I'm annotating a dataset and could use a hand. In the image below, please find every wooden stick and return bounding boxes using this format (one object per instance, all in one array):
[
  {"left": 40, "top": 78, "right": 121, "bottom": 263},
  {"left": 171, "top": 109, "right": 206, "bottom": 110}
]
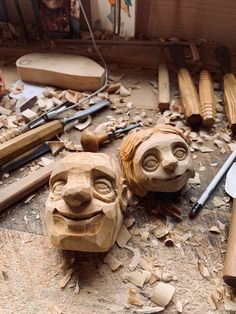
[
  {"left": 158, "top": 58, "right": 170, "bottom": 112},
  {"left": 223, "top": 73, "right": 236, "bottom": 132},
  {"left": 0, "top": 163, "right": 55, "bottom": 212}
]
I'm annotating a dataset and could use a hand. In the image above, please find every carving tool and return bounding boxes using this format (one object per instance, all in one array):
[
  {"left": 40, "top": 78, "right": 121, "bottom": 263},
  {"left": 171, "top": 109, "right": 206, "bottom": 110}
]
[
  {"left": 170, "top": 44, "right": 202, "bottom": 126},
  {"left": 199, "top": 46, "right": 216, "bottom": 127},
  {"left": 158, "top": 51, "right": 170, "bottom": 112},
  {"left": 0, "top": 99, "right": 109, "bottom": 167},
  {"left": 223, "top": 162, "right": 236, "bottom": 287},
  {"left": 215, "top": 46, "right": 236, "bottom": 133},
  {"left": 81, "top": 123, "right": 140, "bottom": 152},
  {"left": 189, "top": 149, "right": 236, "bottom": 219}
]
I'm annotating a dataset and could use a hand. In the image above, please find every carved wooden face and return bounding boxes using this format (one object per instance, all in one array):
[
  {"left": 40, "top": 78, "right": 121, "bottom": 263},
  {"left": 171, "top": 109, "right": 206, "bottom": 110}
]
[
  {"left": 132, "top": 133, "right": 194, "bottom": 195},
  {"left": 45, "top": 153, "right": 127, "bottom": 252},
  {"left": 42, "top": 0, "right": 64, "bottom": 10}
]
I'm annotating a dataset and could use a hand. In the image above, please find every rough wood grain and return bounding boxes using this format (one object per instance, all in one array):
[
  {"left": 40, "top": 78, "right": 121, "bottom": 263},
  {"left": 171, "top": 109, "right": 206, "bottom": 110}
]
[
  {"left": 178, "top": 68, "right": 202, "bottom": 126},
  {"left": 17, "top": 53, "right": 105, "bottom": 91},
  {"left": 223, "top": 73, "right": 236, "bottom": 132}
]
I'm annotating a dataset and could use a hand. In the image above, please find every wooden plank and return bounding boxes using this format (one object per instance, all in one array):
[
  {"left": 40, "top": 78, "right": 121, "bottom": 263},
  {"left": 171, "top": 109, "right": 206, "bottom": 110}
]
[
  {"left": 158, "top": 58, "right": 170, "bottom": 111},
  {"left": 0, "top": 163, "right": 55, "bottom": 212}
]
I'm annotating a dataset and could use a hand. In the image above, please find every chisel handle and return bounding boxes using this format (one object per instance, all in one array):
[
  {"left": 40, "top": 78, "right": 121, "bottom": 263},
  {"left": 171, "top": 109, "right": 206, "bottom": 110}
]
[
  {"left": 0, "top": 120, "right": 63, "bottom": 167},
  {"left": 223, "top": 198, "right": 236, "bottom": 287},
  {"left": 223, "top": 73, "right": 236, "bottom": 133},
  {"left": 199, "top": 70, "right": 216, "bottom": 127},
  {"left": 178, "top": 68, "right": 202, "bottom": 126}
]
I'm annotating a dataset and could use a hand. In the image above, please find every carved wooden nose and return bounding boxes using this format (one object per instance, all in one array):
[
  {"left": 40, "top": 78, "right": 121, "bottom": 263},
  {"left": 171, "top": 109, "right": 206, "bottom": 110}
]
[
  {"left": 62, "top": 185, "right": 92, "bottom": 207},
  {"left": 162, "top": 159, "right": 178, "bottom": 172}
]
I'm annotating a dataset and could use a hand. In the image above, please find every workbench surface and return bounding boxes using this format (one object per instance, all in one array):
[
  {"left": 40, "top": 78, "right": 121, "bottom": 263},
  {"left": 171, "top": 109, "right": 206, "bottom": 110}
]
[{"left": 0, "top": 64, "right": 235, "bottom": 314}]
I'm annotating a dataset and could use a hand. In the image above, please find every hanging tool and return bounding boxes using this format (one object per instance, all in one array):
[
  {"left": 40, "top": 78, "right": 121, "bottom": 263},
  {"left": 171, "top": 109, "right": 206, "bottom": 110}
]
[
  {"left": 215, "top": 46, "right": 236, "bottom": 133},
  {"left": 158, "top": 50, "right": 170, "bottom": 112},
  {"left": 223, "top": 162, "right": 236, "bottom": 287},
  {"left": 0, "top": 99, "right": 109, "bottom": 167},
  {"left": 81, "top": 123, "right": 140, "bottom": 152},
  {"left": 199, "top": 45, "right": 217, "bottom": 127},
  {"left": 170, "top": 44, "right": 202, "bottom": 126}
]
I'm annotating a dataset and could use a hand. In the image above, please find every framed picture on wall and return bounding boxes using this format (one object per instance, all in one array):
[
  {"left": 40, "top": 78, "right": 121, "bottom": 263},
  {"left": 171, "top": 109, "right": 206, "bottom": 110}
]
[{"left": 31, "top": 0, "right": 71, "bottom": 37}]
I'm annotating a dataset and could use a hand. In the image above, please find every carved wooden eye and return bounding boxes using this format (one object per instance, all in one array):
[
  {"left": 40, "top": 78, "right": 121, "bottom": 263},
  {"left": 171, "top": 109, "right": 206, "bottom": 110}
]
[
  {"left": 52, "top": 181, "right": 66, "bottom": 196},
  {"left": 142, "top": 154, "right": 159, "bottom": 172},
  {"left": 172, "top": 146, "right": 187, "bottom": 160},
  {"left": 94, "top": 178, "right": 113, "bottom": 195}
]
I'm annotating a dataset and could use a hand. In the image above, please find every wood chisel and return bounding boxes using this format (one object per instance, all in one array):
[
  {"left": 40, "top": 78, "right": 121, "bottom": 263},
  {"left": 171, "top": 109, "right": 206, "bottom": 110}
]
[
  {"left": 215, "top": 45, "right": 236, "bottom": 133},
  {"left": 170, "top": 44, "right": 202, "bottom": 126},
  {"left": 0, "top": 99, "right": 109, "bottom": 167}
]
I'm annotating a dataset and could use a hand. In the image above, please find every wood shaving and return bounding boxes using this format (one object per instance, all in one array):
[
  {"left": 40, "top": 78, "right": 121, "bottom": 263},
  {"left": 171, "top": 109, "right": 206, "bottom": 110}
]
[
  {"left": 116, "top": 224, "right": 132, "bottom": 248},
  {"left": 212, "top": 196, "right": 225, "bottom": 208},
  {"left": 139, "top": 258, "right": 152, "bottom": 271},
  {"left": 39, "top": 157, "right": 53, "bottom": 167},
  {"left": 119, "top": 85, "right": 131, "bottom": 97},
  {"left": 228, "top": 143, "right": 236, "bottom": 152},
  {"left": 104, "top": 253, "right": 122, "bottom": 271},
  {"left": 214, "top": 139, "right": 224, "bottom": 149},
  {"left": 198, "top": 146, "right": 214, "bottom": 153},
  {"left": 139, "top": 230, "right": 149, "bottom": 243},
  {"left": 220, "top": 133, "right": 231, "bottom": 143},
  {"left": 24, "top": 194, "right": 36, "bottom": 204},
  {"left": 133, "top": 306, "right": 164, "bottom": 314},
  {"left": 151, "top": 221, "right": 169, "bottom": 239},
  {"left": 122, "top": 270, "right": 148, "bottom": 288},
  {"left": 199, "top": 166, "right": 206, "bottom": 172},
  {"left": 188, "top": 173, "right": 201, "bottom": 185},
  {"left": 51, "top": 304, "right": 63, "bottom": 314},
  {"left": 151, "top": 282, "right": 175, "bottom": 307},
  {"left": 127, "top": 288, "right": 143, "bottom": 306},
  {"left": 129, "top": 248, "right": 141, "bottom": 271},
  {"left": 59, "top": 268, "right": 74, "bottom": 288},
  {"left": 175, "top": 299, "right": 183, "bottom": 313},
  {"left": 208, "top": 291, "right": 218, "bottom": 310},
  {"left": 46, "top": 141, "right": 65, "bottom": 155},
  {"left": 74, "top": 278, "right": 80, "bottom": 294},
  {"left": 209, "top": 226, "right": 221, "bottom": 234},
  {"left": 74, "top": 115, "right": 92, "bottom": 131},
  {"left": 124, "top": 217, "right": 135, "bottom": 229},
  {"left": 197, "top": 260, "right": 210, "bottom": 278}
]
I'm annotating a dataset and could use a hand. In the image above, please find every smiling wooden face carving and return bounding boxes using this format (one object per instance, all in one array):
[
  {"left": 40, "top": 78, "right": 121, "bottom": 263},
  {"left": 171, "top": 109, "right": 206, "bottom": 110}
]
[
  {"left": 45, "top": 153, "right": 127, "bottom": 252},
  {"left": 119, "top": 125, "right": 195, "bottom": 196}
]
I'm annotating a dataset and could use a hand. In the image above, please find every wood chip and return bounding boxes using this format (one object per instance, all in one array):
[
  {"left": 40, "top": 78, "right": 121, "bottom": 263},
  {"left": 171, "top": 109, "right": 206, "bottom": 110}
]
[
  {"left": 139, "top": 258, "right": 152, "bottom": 271},
  {"left": 127, "top": 288, "right": 143, "bottom": 306},
  {"left": 104, "top": 253, "right": 122, "bottom": 271},
  {"left": 46, "top": 141, "right": 65, "bottom": 155},
  {"left": 152, "top": 221, "right": 169, "bottom": 239},
  {"left": 213, "top": 196, "right": 225, "bottom": 208},
  {"left": 134, "top": 306, "right": 164, "bottom": 314},
  {"left": 197, "top": 260, "right": 210, "bottom": 278},
  {"left": 21, "top": 108, "right": 38, "bottom": 122},
  {"left": 74, "top": 115, "right": 92, "bottom": 131},
  {"left": 124, "top": 217, "right": 135, "bottom": 229},
  {"left": 220, "top": 133, "right": 231, "bottom": 143},
  {"left": 214, "top": 139, "right": 224, "bottom": 149},
  {"left": 208, "top": 291, "right": 218, "bottom": 310},
  {"left": 59, "top": 268, "right": 74, "bottom": 288},
  {"left": 198, "top": 146, "right": 214, "bottom": 153},
  {"left": 0, "top": 106, "right": 11, "bottom": 116},
  {"left": 39, "top": 157, "right": 54, "bottom": 167},
  {"left": 228, "top": 143, "right": 236, "bottom": 152},
  {"left": 24, "top": 194, "right": 36, "bottom": 204},
  {"left": 51, "top": 304, "right": 62, "bottom": 314},
  {"left": 175, "top": 300, "right": 183, "bottom": 313},
  {"left": 188, "top": 173, "right": 201, "bottom": 184},
  {"left": 119, "top": 85, "right": 131, "bottom": 97},
  {"left": 129, "top": 248, "right": 141, "bottom": 271},
  {"left": 116, "top": 224, "right": 132, "bottom": 248},
  {"left": 122, "top": 271, "right": 149, "bottom": 288},
  {"left": 209, "top": 226, "right": 221, "bottom": 234},
  {"left": 74, "top": 277, "right": 80, "bottom": 294},
  {"left": 151, "top": 282, "right": 175, "bottom": 307}
]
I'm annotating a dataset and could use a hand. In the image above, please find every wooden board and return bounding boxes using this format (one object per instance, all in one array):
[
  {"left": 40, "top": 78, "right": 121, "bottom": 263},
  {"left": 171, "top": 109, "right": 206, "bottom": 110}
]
[{"left": 16, "top": 53, "right": 105, "bottom": 91}]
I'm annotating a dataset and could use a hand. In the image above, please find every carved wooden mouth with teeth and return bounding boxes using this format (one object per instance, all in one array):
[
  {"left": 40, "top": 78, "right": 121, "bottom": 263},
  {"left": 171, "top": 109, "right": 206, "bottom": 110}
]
[{"left": 52, "top": 208, "right": 103, "bottom": 221}]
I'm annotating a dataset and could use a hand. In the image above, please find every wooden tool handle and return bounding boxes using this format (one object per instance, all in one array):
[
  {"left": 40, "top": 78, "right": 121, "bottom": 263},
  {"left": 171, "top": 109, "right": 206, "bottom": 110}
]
[
  {"left": 223, "top": 198, "right": 236, "bottom": 287},
  {"left": 223, "top": 73, "right": 236, "bottom": 132},
  {"left": 81, "top": 130, "right": 108, "bottom": 152},
  {"left": 0, "top": 120, "right": 63, "bottom": 167},
  {"left": 0, "top": 163, "right": 55, "bottom": 212},
  {"left": 199, "top": 70, "right": 216, "bottom": 127},
  {"left": 178, "top": 68, "right": 202, "bottom": 126}
]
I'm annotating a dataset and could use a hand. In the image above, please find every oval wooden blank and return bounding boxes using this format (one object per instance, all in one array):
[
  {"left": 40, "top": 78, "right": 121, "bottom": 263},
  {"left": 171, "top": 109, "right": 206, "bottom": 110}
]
[{"left": 16, "top": 53, "right": 105, "bottom": 91}]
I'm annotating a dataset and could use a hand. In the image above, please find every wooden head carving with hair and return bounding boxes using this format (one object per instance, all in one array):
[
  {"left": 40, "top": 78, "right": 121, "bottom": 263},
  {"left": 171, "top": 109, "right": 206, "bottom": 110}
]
[
  {"left": 45, "top": 153, "right": 127, "bottom": 252},
  {"left": 119, "top": 125, "right": 194, "bottom": 196}
]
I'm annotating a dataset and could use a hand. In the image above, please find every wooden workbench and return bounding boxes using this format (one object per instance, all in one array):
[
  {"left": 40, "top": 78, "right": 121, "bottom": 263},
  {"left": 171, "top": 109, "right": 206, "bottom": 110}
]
[{"left": 0, "top": 62, "right": 235, "bottom": 314}]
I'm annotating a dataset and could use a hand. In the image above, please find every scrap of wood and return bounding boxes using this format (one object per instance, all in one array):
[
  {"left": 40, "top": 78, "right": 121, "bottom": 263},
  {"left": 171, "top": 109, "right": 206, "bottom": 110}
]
[
  {"left": 133, "top": 307, "right": 164, "bottom": 314},
  {"left": 0, "top": 163, "right": 55, "bottom": 212},
  {"left": 59, "top": 268, "right": 74, "bottom": 288},
  {"left": 122, "top": 270, "right": 149, "bottom": 288},
  {"left": 127, "top": 288, "right": 143, "bottom": 306},
  {"left": 158, "top": 58, "right": 170, "bottom": 112},
  {"left": 104, "top": 253, "right": 122, "bottom": 271},
  {"left": 151, "top": 282, "right": 175, "bottom": 307},
  {"left": 116, "top": 224, "right": 132, "bottom": 248}
]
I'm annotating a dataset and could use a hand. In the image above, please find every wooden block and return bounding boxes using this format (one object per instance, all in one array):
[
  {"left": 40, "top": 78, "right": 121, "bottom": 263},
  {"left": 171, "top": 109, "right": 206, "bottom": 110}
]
[
  {"left": 16, "top": 53, "right": 105, "bottom": 91},
  {"left": 158, "top": 59, "right": 170, "bottom": 112},
  {"left": 0, "top": 163, "right": 55, "bottom": 212},
  {"left": 21, "top": 108, "right": 38, "bottom": 122}
]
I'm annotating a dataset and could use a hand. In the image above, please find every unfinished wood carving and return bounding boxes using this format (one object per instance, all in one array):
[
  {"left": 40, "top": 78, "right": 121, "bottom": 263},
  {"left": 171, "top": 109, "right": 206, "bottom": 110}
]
[
  {"left": 119, "top": 125, "right": 194, "bottom": 196},
  {"left": 45, "top": 153, "right": 127, "bottom": 252},
  {"left": 16, "top": 53, "right": 105, "bottom": 91}
]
